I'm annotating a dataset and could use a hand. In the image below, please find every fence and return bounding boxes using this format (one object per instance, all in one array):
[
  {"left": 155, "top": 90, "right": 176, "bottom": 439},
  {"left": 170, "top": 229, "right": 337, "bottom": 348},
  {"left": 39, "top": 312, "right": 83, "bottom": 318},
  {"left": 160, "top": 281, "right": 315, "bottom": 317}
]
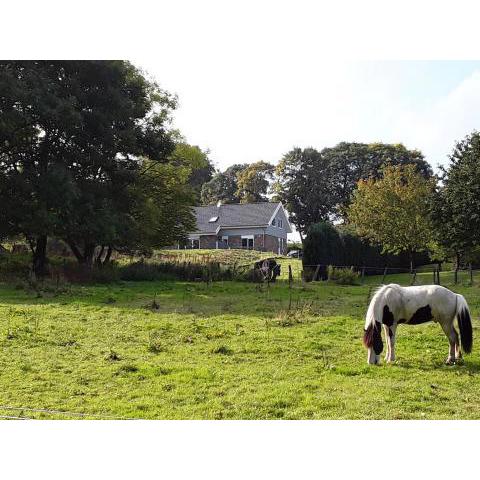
[{"left": 280, "top": 262, "right": 479, "bottom": 287}]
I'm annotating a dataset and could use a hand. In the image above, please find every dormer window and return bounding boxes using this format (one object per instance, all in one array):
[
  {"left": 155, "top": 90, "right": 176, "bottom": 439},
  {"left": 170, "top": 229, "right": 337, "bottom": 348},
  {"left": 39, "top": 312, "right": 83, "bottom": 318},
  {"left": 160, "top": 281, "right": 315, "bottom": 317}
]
[
  {"left": 271, "top": 218, "right": 276, "bottom": 226},
  {"left": 209, "top": 216, "right": 219, "bottom": 223}
]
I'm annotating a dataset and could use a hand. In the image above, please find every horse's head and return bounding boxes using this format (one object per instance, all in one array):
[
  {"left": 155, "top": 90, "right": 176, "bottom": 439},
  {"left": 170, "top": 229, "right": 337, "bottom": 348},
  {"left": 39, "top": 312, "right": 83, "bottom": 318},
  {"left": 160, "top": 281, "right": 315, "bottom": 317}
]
[{"left": 363, "top": 321, "right": 383, "bottom": 364}]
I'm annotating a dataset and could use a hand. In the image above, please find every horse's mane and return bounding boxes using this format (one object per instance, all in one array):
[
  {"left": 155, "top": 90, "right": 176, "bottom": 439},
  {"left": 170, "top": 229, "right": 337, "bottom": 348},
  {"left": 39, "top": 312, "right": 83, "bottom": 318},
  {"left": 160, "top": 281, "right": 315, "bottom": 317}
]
[{"left": 365, "top": 284, "right": 402, "bottom": 328}]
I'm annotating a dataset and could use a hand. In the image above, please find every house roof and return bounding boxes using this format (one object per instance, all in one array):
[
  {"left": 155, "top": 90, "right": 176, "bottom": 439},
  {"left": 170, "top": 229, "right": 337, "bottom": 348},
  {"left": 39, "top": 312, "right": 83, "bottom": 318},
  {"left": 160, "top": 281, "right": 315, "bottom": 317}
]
[{"left": 192, "top": 202, "right": 290, "bottom": 234}]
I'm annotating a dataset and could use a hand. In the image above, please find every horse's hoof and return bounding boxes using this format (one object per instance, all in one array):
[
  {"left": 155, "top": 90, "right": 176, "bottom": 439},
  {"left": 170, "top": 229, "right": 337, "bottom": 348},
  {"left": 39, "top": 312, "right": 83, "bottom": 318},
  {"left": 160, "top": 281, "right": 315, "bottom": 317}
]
[
  {"left": 445, "top": 358, "right": 456, "bottom": 365},
  {"left": 455, "top": 358, "right": 464, "bottom": 365}
]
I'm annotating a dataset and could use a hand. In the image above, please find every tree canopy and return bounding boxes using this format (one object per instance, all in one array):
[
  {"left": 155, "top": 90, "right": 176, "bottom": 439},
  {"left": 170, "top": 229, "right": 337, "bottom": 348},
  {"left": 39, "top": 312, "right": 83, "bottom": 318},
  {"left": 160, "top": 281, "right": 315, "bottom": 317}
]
[
  {"left": 0, "top": 60, "right": 190, "bottom": 273},
  {"left": 235, "top": 161, "right": 274, "bottom": 203},
  {"left": 168, "top": 134, "right": 214, "bottom": 205},
  {"left": 431, "top": 131, "right": 480, "bottom": 264},
  {"left": 274, "top": 142, "right": 432, "bottom": 239},
  {"left": 347, "top": 164, "right": 436, "bottom": 269},
  {"left": 200, "top": 163, "right": 248, "bottom": 205}
]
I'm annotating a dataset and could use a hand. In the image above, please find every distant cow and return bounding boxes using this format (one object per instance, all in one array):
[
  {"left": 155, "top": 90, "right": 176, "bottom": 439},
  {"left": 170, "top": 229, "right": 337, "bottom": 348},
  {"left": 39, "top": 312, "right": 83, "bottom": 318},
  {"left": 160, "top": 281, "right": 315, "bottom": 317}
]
[{"left": 254, "top": 258, "right": 281, "bottom": 283}]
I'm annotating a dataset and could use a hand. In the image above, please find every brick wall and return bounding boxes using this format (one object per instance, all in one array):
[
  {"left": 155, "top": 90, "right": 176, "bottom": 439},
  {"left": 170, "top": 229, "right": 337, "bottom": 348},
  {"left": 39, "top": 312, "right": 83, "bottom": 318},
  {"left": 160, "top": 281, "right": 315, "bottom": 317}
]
[
  {"left": 195, "top": 233, "right": 287, "bottom": 254},
  {"left": 199, "top": 235, "right": 217, "bottom": 249}
]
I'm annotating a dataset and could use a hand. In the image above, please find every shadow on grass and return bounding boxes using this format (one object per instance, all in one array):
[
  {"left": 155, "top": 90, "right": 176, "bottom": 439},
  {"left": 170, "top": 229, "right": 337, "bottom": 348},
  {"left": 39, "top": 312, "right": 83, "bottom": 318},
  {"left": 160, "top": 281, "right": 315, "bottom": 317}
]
[
  {"left": 0, "top": 280, "right": 370, "bottom": 319},
  {"left": 392, "top": 358, "right": 480, "bottom": 375}
]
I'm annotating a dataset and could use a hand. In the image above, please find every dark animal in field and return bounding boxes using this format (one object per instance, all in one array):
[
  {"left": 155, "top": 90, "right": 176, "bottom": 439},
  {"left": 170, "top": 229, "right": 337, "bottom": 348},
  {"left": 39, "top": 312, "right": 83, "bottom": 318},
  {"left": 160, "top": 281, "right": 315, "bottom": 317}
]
[
  {"left": 254, "top": 258, "right": 281, "bottom": 283},
  {"left": 363, "top": 284, "right": 472, "bottom": 365}
]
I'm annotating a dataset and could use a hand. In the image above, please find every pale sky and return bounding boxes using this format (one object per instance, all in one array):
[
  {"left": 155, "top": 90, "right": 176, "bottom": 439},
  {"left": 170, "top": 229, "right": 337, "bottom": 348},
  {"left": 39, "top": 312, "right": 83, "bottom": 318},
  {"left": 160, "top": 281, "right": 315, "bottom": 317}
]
[{"left": 134, "top": 58, "right": 480, "bottom": 173}]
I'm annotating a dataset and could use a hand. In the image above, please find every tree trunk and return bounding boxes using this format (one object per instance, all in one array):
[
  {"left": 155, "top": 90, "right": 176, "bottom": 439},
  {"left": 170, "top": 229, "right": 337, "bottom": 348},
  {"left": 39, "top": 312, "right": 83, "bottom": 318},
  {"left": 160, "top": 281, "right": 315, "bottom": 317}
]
[
  {"left": 82, "top": 243, "right": 96, "bottom": 265},
  {"left": 95, "top": 246, "right": 105, "bottom": 266},
  {"left": 297, "top": 225, "right": 304, "bottom": 245},
  {"left": 454, "top": 252, "right": 460, "bottom": 285},
  {"left": 409, "top": 251, "right": 414, "bottom": 274},
  {"left": 66, "top": 239, "right": 96, "bottom": 265},
  {"left": 103, "top": 246, "right": 113, "bottom": 265},
  {"left": 66, "top": 240, "right": 84, "bottom": 263},
  {"left": 32, "top": 235, "right": 49, "bottom": 277}
]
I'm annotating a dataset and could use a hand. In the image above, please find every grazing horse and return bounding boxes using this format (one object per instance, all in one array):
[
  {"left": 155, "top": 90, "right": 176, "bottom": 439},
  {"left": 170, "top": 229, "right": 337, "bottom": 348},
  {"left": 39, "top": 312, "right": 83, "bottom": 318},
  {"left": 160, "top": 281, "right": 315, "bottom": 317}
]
[{"left": 363, "top": 284, "right": 472, "bottom": 365}]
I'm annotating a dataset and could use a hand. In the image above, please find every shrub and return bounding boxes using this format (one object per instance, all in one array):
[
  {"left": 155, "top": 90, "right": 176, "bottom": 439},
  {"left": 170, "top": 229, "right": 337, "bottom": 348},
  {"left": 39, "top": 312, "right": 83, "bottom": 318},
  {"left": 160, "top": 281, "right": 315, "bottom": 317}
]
[
  {"left": 119, "top": 260, "right": 234, "bottom": 282},
  {"left": 327, "top": 266, "right": 360, "bottom": 285}
]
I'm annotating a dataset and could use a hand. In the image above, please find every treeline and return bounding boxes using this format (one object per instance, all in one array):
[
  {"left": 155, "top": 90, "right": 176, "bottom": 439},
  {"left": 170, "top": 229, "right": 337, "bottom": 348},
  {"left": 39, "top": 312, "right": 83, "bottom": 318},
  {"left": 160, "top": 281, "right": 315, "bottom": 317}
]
[
  {"left": 3, "top": 61, "right": 480, "bottom": 279},
  {"left": 301, "top": 133, "right": 480, "bottom": 273}
]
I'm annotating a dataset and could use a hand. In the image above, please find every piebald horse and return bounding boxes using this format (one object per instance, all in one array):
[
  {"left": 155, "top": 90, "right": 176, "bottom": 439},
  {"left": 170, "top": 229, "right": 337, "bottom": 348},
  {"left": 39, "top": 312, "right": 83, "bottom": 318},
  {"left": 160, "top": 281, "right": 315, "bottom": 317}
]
[{"left": 363, "top": 284, "right": 473, "bottom": 365}]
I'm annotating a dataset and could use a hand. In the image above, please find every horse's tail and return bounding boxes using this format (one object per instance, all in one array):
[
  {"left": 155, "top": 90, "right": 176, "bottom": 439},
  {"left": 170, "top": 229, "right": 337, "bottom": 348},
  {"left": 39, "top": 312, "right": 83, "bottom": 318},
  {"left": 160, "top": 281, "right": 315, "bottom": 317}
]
[{"left": 456, "top": 294, "right": 473, "bottom": 354}]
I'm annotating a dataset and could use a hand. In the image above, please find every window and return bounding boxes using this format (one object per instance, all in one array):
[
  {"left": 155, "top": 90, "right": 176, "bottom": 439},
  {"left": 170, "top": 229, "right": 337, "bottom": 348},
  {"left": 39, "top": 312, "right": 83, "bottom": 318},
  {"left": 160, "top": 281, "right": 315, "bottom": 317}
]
[
  {"left": 241, "top": 236, "right": 254, "bottom": 250},
  {"left": 191, "top": 239, "right": 199, "bottom": 249},
  {"left": 272, "top": 217, "right": 283, "bottom": 228},
  {"left": 209, "top": 216, "right": 219, "bottom": 223}
]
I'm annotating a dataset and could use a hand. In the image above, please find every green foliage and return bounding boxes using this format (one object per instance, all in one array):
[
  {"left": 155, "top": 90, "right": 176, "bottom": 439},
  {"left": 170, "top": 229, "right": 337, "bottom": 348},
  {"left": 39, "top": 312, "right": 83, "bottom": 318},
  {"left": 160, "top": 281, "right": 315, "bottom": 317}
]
[
  {"left": 303, "top": 222, "right": 341, "bottom": 271},
  {"left": 326, "top": 266, "right": 359, "bottom": 285},
  {"left": 168, "top": 136, "right": 214, "bottom": 205},
  {"left": 347, "top": 164, "right": 436, "bottom": 265},
  {"left": 302, "top": 221, "right": 429, "bottom": 279},
  {"left": 119, "top": 260, "right": 234, "bottom": 282},
  {"left": 235, "top": 161, "right": 274, "bottom": 203},
  {"left": 431, "top": 131, "right": 480, "bottom": 264},
  {"left": 274, "top": 142, "right": 432, "bottom": 237},
  {"left": 127, "top": 159, "right": 196, "bottom": 251},
  {"left": 200, "top": 164, "right": 248, "bottom": 205},
  {"left": 0, "top": 61, "right": 186, "bottom": 273}
]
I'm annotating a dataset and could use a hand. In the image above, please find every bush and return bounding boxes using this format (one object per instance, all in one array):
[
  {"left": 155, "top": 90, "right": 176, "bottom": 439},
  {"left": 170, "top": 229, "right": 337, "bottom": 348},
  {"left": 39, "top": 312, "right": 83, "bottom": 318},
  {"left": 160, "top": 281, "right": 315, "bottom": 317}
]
[
  {"left": 62, "top": 263, "right": 120, "bottom": 284},
  {"left": 119, "top": 262, "right": 177, "bottom": 281},
  {"left": 327, "top": 266, "right": 359, "bottom": 285},
  {"left": 0, "top": 253, "right": 31, "bottom": 280},
  {"left": 118, "top": 260, "right": 235, "bottom": 282}
]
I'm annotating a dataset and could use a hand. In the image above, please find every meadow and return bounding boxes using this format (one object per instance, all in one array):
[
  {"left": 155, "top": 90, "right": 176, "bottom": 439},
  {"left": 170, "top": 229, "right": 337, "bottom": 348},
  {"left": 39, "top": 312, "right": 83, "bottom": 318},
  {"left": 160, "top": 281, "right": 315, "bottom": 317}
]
[{"left": 1, "top": 263, "right": 480, "bottom": 420}]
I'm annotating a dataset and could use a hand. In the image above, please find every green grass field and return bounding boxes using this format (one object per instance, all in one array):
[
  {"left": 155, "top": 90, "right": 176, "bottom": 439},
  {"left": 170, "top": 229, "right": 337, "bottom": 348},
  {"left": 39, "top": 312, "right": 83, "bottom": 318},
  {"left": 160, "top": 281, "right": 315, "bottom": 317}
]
[{"left": 1, "top": 273, "right": 480, "bottom": 419}]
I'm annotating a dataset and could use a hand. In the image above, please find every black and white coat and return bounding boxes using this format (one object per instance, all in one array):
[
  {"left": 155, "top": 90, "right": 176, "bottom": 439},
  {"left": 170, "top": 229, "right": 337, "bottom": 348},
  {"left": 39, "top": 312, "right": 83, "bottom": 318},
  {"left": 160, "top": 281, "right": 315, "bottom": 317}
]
[{"left": 363, "top": 284, "right": 473, "bottom": 365}]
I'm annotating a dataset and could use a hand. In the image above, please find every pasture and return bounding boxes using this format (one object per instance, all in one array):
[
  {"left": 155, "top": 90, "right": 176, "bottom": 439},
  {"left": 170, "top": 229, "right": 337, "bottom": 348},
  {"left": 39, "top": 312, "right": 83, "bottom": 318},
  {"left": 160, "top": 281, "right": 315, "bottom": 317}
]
[{"left": 1, "top": 273, "right": 480, "bottom": 419}]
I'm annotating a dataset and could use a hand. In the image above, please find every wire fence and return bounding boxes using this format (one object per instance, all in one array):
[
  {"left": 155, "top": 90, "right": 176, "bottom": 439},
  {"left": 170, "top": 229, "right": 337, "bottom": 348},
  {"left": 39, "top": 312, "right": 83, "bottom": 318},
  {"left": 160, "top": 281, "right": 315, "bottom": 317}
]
[{"left": 277, "top": 261, "right": 479, "bottom": 287}]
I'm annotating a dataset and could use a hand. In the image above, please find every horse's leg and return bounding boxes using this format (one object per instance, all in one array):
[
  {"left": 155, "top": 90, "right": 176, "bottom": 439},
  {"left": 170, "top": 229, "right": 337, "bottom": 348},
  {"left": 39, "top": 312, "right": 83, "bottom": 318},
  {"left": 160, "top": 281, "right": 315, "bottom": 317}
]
[
  {"left": 440, "top": 321, "right": 457, "bottom": 365},
  {"left": 388, "top": 324, "right": 397, "bottom": 362},
  {"left": 452, "top": 327, "right": 463, "bottom": 363},
  {"left": 383, "top": 324, "right": 391, "bottom": 362}
]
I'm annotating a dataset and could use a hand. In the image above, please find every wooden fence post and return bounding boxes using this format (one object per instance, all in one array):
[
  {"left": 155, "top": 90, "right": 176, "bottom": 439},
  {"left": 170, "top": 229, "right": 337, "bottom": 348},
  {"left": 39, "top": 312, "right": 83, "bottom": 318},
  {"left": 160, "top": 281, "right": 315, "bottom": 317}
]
[
  {"left": 381, "top": 267, "right": 388, "bottom": 284},
  {"left": 288, "top": 265, "right": 293, "bottom": 288},
  {"left": 313, "top": 265, "right": 321, "bottom": 282},
  {"left": 410, "top": 269, "right": 417, "bottom": 286},
  {"left": 361, "top": 267, "right": 365, "bottom": 284},
  {"left": 437, "top": 268, "right": 441, "bottom": 285},
  {"left": 470, "top": 263, "right": 473, "bottom": 286},
  {"left": 433, "top": 267, "right": 436, "bottom": 285}
]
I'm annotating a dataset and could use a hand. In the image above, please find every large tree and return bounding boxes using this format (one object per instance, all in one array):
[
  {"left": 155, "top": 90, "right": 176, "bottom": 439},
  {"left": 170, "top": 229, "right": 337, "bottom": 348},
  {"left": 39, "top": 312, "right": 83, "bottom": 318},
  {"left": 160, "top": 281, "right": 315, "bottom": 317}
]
[
  {"left": 0, "top": 61, "right": 177, "bottom": 273},
  {"left": 235, "top": 160, "right": 274, "bottom": 203},
  {"left": 347, "top": 164, "right": 436, "bottom": 271},
  {"left": 274, "top": 142, "right": 432, "bottom": 240},
  {"left": 168, "top": 133, "right": 214, "bottom": 205},
  {"left": 273, "top": 148, "right": 336, "bottom": 240},
  {"left": 200, "top": 163, "right": 248, "bottom": 205},
  {"left": 430, "top": 131, "right": 480, "bottom": 266}
]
